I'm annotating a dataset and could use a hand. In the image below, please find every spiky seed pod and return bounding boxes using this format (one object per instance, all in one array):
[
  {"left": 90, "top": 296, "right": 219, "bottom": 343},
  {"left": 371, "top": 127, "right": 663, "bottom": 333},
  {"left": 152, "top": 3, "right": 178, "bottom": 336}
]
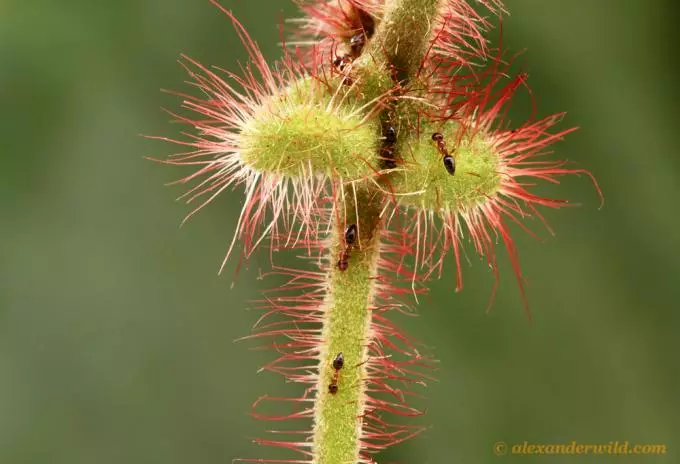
[
  {"left": 152, "top": 3, "right": 386, "bottom": 268},
  {"left": 389, "top": 69, "right": 602, "bottom": 312}
]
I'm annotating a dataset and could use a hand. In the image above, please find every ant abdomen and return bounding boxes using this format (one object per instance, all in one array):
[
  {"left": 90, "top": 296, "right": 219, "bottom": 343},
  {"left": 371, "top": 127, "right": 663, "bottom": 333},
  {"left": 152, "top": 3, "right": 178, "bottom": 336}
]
[
  {"left": 443, "top": 155, "right": 456, "bottom": 175},
  {"left": 385, "top": 126, "right": 397, "bottom": 145},
  {"left": 337, "top": 224, "right": 357, "bottom": 271},
  {"left": 332, "top": 352, "right": 344, "bottom": 370},
  {"left": 349, "top": 33, "right": 366, "bottom": 57},
  {"left": 380, "top": 123, "right": 398, "bottom": 169},
  {"left": 344, "top": 224, "right": 357, "bottom": 246}
]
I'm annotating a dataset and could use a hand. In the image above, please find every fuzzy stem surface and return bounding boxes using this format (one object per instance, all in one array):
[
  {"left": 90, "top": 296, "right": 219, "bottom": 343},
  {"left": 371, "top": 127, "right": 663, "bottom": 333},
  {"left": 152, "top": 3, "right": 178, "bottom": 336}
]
[
  {"left": 366, "top": 0, "right": 443, "bottom": 80},
  {"left": 312, "top": 188, "right": 383, "bottom": 464},
  {"left": 311, "top": 1, "right": 443, "bottom": 463}
]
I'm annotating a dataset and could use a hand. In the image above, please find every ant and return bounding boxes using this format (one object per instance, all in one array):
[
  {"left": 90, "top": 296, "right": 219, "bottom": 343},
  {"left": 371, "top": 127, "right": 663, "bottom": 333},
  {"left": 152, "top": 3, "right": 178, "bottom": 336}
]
[
  {"left": 380, "top": 123, "right": 397, "bottom": 169},
  {"left": 337, "top": 224, "right": 357, "bottom": 271},
  {"left": 332, "top": 31, "right": 365, "bottom": 78},
  {"left": 335, "top": 17, "right": 373, "bottom": 87},
  {"left": 432, "top": 132, "right": 456, "bottom": 176},
  {"left": 328, "top": 352, "right": 344, "bottom": 395}
]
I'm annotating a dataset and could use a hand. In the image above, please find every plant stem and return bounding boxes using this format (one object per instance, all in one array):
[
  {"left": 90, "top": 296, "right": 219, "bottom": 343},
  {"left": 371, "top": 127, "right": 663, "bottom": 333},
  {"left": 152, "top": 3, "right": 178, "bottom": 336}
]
[
  {"left": 311, "top": 2, "right": 444, "bottom": 463},
  {"left": 366, "top": 0, "right": 443, "bottom": 80},
  {"left": 312, "top": 188, "right": 383, "bottom": 464}
]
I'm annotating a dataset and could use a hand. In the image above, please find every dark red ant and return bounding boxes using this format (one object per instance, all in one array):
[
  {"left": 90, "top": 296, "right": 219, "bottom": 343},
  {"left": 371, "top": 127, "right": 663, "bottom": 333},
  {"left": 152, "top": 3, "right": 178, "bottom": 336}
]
[
  {"left": 336, "top": 19, "right": 372, "bottom": 87},
  {"left": 380, "top": 123, "right": 397, "bottom": 169},
  {"left": 328, "top": 352, "right": 344, "bottom": 395},
  {"left": 432, "top": 132, "right": 456, "bottom": 176},
  {"left": 337, "top": 224, "right": 357, "bottom": 271}
]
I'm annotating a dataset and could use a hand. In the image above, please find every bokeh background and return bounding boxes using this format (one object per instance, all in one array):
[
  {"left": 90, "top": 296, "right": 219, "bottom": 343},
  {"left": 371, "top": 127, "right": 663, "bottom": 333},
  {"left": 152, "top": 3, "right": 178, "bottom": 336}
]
[{"left": 1, "top": 0, "right": 679, "bottom": 463}]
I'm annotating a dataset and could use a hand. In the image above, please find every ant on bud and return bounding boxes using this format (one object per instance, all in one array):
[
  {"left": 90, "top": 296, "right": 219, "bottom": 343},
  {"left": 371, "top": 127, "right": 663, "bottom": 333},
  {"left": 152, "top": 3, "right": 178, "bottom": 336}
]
[
  {"left": 380, "top": 122, "right": 398, "bottom": 169},
  {"left": 337, "top": 224, "right": 357, "bottom": 271},
  {"left": 337, "top": 22, "right": 372, "bottom": 87},
  {"left": 432, "top": 132, "right": 456, "bottom": 176}
]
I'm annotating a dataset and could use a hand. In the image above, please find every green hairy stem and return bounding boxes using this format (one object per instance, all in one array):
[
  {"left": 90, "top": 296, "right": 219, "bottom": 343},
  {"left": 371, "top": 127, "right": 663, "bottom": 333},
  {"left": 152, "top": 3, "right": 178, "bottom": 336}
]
[
  {"left": 310, "top": 1, "right": 444, "bottom": 463},
  {"left": 312, "top": 189, "right": 382, "bottom": 464},
  {"left": 367, "top": 0, "right": 442, "bottom": 80}
]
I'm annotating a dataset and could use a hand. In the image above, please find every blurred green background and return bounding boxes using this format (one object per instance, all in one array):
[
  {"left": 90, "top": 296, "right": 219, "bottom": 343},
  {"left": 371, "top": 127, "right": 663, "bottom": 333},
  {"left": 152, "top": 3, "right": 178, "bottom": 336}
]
[{"left": 1, "top": 0, "right": 678, "bottom": 463}]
